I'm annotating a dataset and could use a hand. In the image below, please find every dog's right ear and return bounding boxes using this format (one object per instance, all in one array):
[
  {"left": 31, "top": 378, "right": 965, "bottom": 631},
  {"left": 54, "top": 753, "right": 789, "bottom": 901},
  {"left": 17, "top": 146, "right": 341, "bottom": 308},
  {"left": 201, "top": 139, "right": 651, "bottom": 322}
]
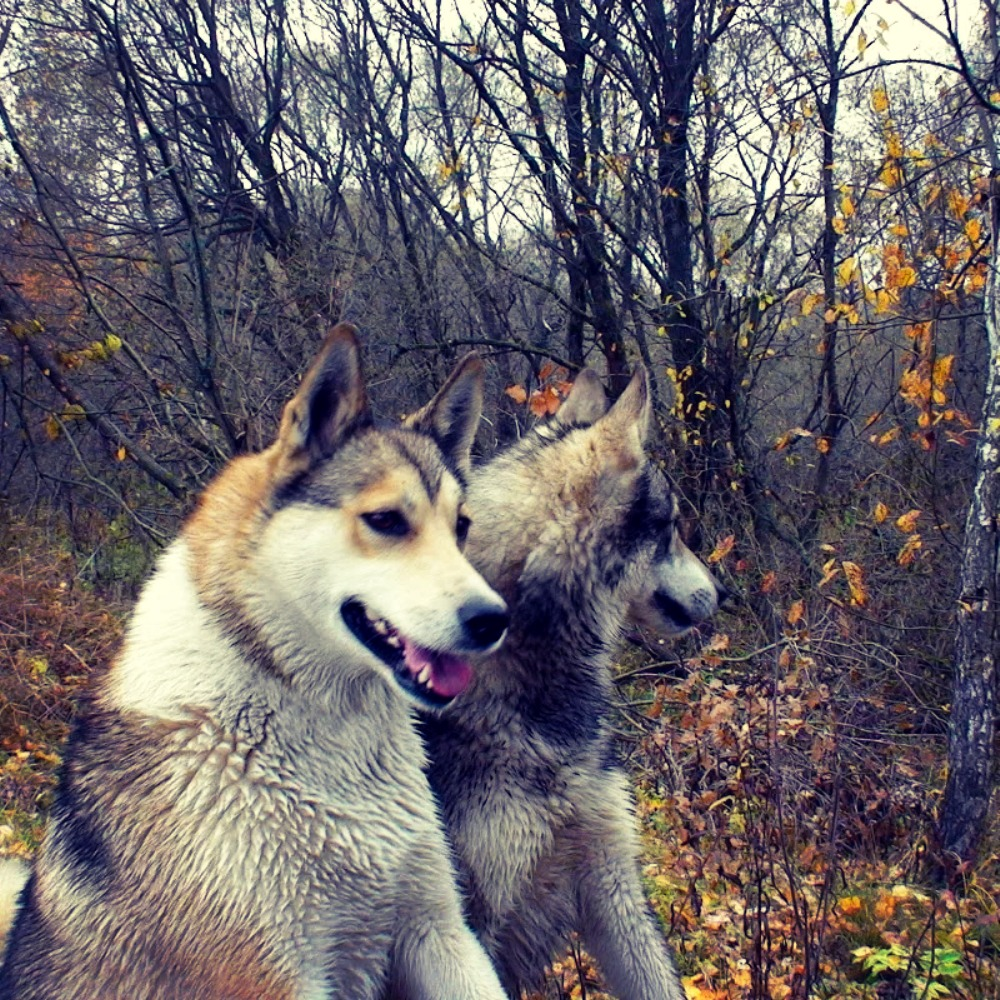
[
  {"left": 404, "top": 353, "right": 484, "bottom": 477},
  {"left": 275, "top": 323, "right": 371, "bottom": 473},
  {"left": 554, "top": 368, "right": 607, "bottom": 426}
]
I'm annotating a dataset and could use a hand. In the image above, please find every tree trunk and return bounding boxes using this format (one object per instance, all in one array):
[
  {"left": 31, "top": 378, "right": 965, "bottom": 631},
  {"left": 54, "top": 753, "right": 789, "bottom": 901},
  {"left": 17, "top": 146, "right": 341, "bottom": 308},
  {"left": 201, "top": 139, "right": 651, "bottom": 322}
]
[{"left": 935, "top": 175, "right": 1000, "bottom": 874}]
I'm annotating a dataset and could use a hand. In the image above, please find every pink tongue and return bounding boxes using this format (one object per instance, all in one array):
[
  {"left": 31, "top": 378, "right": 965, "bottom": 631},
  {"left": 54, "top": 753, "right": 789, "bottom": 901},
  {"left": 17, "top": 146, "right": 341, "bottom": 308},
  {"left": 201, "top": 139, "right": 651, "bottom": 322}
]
[{"left": 401, "top": 641, "right": 472, "bottom": 698}]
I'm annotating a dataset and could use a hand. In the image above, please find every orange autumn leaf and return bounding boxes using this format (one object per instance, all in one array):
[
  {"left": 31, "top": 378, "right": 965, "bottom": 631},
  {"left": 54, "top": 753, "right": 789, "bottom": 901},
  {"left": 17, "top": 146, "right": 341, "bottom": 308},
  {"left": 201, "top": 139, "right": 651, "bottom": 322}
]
[
  {"left": 873, "top": 501, "right": 889, "bottom": 524},
  {"left": 529, "top": 385, "right": 562, "bottom": 417},
  {"left": 775, "top": 427, "right": 812, "bottom": 450},
  {"left": 707, "top": 534, "right": 735, "bottom": 565},
  {"left": 838, "top": 895, "right": 863, "bottom": 916},
  {"left": 647, "top": 683, "right": 666, "bottom": 719},
  {"left": 895, "top": 509, "right": 921, "bottom": 533},
  {"left": 760, "top": 570, "right": 778, "bottom": 594},
  {"left": 787, "top": 599, "right": 805, "bottom": 626},
  {"left": 505, "top": 383, "right": 528, "bottom": 404},
  {"left": 898, "top": 534, "right": 923, "bottom": 566}
]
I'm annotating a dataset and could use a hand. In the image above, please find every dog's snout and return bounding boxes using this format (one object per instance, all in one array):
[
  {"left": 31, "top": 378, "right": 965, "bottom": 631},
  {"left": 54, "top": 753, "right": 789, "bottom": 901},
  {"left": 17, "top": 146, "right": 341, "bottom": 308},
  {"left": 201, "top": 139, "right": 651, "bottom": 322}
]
[{"left": 461, "top": 603, "right": 509, "bottom": 649}]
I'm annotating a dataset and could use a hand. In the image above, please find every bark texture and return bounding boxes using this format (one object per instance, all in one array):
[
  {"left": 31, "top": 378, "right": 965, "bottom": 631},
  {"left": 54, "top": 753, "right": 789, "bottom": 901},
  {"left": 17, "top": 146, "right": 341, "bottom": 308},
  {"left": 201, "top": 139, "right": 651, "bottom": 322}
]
[{"left": 936, "top": 181, "right": 1000, "bottom": 868}]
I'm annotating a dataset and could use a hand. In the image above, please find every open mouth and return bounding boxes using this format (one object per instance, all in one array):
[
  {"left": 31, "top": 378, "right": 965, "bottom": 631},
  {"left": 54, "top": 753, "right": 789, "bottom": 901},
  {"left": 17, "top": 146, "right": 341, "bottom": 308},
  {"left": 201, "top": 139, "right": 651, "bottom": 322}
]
[
  {"left": 653, "top": 591, "right": 696, "bottom": 634},
  {"left": 341, "top": 599, "right": 472, "bottom": 708}
]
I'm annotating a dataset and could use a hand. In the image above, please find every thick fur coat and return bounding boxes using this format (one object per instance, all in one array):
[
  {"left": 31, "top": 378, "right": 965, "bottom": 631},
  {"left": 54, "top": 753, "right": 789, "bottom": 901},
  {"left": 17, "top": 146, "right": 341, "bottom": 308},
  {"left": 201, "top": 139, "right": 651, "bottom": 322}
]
[{"left": 0, "top": 327, "right": 510, "bottom": 1000}]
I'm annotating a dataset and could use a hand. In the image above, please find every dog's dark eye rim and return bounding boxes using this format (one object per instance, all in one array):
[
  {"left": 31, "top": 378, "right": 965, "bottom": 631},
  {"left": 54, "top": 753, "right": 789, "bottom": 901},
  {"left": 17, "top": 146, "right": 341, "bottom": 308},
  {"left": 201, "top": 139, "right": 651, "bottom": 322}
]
[
  {"left": 456, "top": 513, "right": 471, "bottom": 542},
  {"left": 361, "top": 510, "right": 410, "bottom": 537}
]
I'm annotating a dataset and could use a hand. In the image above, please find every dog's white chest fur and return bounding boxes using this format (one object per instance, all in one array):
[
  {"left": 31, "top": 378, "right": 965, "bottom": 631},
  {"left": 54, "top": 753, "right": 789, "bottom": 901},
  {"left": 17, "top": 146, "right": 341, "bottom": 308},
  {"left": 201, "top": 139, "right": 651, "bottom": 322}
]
[{"left": 103, "top": 539, "right": 445, "bottom": 996}]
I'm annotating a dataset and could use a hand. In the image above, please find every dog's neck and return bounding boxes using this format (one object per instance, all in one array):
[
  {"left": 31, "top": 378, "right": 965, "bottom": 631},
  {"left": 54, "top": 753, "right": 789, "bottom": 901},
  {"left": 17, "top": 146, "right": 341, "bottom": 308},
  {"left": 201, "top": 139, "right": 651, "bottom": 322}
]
[{"left": 109, "top": 538, "right": 401, "bottom": 729}]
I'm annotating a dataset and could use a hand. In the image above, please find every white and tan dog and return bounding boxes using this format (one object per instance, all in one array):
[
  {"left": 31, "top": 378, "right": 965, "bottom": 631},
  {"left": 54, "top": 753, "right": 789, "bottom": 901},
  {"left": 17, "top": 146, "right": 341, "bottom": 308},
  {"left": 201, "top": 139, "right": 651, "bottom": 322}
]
[{"left": 0, "top": 325, "right": 510, "bottom": 1000}]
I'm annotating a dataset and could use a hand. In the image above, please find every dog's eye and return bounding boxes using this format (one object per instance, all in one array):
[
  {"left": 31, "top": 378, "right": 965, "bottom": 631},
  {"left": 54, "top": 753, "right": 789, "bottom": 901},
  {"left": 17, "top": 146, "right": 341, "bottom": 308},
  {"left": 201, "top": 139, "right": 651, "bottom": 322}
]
[
  {"left": 456, "top": 514, "right": 471, "bottom": 544},
  {"left": 361, "top": 510, "right": 409, "bottom": 537}
]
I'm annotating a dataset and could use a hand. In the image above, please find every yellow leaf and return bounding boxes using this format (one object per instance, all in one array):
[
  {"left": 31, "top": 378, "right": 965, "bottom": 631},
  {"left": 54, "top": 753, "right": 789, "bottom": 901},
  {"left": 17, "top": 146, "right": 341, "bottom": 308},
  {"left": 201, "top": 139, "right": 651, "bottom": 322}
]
[
  {"left": 816, "top": 437, "right": 831, "bottom": 454},
  {"left": 839, "top": 895, "right": 863, "bottom": 916},
  {"left": 896, "top": 509, "right": 921, "bottom": 533},
  {"left": 933, "top": 354, "right": 954, "bottom": 389},
  {"left": 857, "top": 29, "right": 868, "bottom": 53},
  {"left": 801, "top": 293, "right": 824, "bottom": 316},
  {"left": 875, "top": 288, "right": 893, "bottom": 314},
  {"left": 787, "top": 599, "right": 805, "bottom": 626},
  {"left": 115, "top": 446, "right": 127, "bottom": 462},
  {"left": 707, "top": 534, "right": 735, "bottom": 564},
  {"left": 871, "top": 87, "right": 889, "bottom": 113},
  {"left": 44, "top": 414, "right": 61, "bottom": 441},
  {"left": 831, "top": 216, "right": 847, "bottom": 235},
  {"left": 682, "top": 977, "right": 724, "bottom": 1000},
  {"left": 947, "top": 188, "right": 969, "bottom": 219},
  {"left": 898, "top": 534, "right": 922, "bottom": 565},
  {"left": 874, "top": 892, "right": 898, "bottom": 920},
  {"left": 880, "top": 162, "right": 902, "bottom": 188},
  {"left": 842, "top": 561, "right": 868, "bottom": 607},
  {"left": 876, "top": 426, "right": 901, "bottom": 446},
  {"left": 841, "top": 195, "right": 855, "bottom": 217},
  {"left": 965, "top": 218, "right": 982, "bottom": 243},
  {"left": 874, "top": 501, "right": 889, "bottom": 524},
  {"left": 818, "top": 559, "right": 840, "bottom": 588},
  {"left": 837, "top": 256, "right": 857, "bottom": 286},
  {"left": 895, "top": 266, "right": 917, "bottom": 288}
]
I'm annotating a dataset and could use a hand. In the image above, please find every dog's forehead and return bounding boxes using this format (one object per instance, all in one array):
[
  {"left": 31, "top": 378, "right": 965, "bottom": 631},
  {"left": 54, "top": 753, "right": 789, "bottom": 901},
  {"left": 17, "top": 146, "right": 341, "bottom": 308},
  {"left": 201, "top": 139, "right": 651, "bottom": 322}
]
[{"left": 274, "top": 428, "right": 460, "bottom": 510}]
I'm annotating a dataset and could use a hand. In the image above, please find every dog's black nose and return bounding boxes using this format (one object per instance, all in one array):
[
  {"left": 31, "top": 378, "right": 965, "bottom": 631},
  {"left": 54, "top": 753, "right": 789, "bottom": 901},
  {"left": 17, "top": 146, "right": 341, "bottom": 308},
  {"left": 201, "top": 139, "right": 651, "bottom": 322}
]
[{"left": 461, "top": 604, "right": 509, "bottom": 648}]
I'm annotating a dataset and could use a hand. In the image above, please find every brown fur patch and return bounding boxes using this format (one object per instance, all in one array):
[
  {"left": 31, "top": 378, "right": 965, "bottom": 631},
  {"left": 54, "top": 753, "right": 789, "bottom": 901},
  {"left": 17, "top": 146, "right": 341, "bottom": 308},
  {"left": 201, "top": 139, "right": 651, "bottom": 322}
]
[
  {"left": 178, "top": 937, "right": 296, "bottom": 1000},
  {"left": 184, "top": 449, "right": 277, "bottom": 603}
]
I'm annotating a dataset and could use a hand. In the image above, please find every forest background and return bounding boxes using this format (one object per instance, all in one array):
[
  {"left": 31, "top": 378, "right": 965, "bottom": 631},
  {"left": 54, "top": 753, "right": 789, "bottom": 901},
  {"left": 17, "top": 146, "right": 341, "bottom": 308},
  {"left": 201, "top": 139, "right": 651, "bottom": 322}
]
[{"left": 1, "top": 0, "right": 999, "bottom": 995}]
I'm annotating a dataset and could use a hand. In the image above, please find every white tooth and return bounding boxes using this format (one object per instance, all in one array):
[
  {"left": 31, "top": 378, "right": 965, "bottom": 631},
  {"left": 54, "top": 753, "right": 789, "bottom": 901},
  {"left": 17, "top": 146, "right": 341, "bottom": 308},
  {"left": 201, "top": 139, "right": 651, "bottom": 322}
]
[
  {"left": 386, "top": 635, "right": 401, "bottom": 648},
  {"left": 416, "top": 665, "right": 431, "bottom": 686},
  {"left": 374, "top": 620, "right": 387, "bottom": 635}
]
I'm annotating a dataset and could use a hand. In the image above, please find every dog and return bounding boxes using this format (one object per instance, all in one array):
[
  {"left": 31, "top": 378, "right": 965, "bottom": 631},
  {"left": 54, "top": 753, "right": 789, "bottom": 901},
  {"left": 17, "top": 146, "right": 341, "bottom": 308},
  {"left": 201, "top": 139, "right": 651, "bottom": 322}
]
[
  {"left": 413, "top": 366, "right": 725, "bottom": 1000},
  {"left": 0, "top": 325, "right": 513, "bottom": 1000}
]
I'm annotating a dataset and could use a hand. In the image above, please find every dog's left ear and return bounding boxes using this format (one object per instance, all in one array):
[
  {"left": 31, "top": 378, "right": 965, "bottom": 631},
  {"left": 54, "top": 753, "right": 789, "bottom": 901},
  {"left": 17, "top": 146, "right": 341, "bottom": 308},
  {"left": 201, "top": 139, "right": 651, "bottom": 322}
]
[
  {"left": 275, "top": 323, "right": 372, "bottom": 473},
  {"left": 405, "top": 353, "right": 484, "bottom": 476},
  {"left": 594, "top": 364, "right": 651, "bottom": 466}
]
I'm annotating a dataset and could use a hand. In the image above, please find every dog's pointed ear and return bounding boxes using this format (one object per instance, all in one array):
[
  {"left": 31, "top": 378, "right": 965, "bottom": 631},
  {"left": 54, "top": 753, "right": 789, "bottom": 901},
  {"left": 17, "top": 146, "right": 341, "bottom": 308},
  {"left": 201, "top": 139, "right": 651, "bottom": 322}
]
[
  {"left": 554, "top": 368, "right": 607, "bottom": 426},
  {"left": 595, "top": 365, "right": 651, "bottom": 462},
  {"left": 276, "top": 323, "right": 371, "bottom": 470},
  {"left": 404, "top": 353, "right": 484, "bottom": 475}
]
